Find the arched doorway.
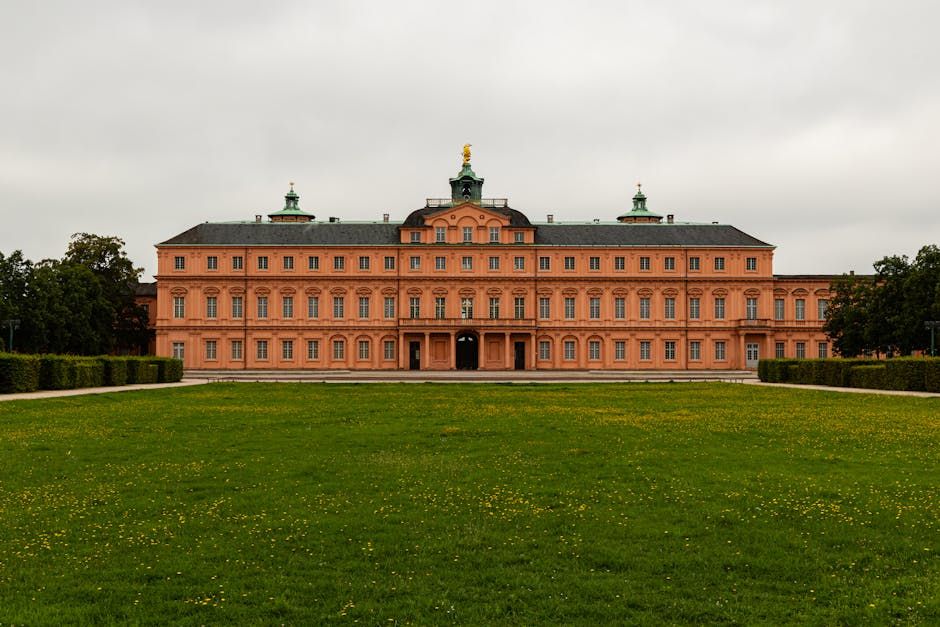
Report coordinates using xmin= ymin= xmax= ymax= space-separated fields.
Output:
xmin=455 ymin=332 xmax=479 ymax=370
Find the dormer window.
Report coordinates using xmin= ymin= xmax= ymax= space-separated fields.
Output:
xmin=514 ymin=232 xmax=524 ymax=243
xmin=410 ymin=231 xmax=421 ymax=243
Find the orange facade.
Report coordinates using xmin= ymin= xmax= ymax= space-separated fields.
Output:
xmin=154 ymin=164 xmax=831 ymax=371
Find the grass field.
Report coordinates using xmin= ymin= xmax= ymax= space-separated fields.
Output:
xmin=0 ymin=383 xmax=938 ymax=625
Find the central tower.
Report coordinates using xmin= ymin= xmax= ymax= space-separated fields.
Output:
xmin=449 ymin=144 xmax=484 ymax=204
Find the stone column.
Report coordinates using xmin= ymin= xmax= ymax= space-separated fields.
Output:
xmin=422 ymin=332 xmax=430 ymax=370
xmin=449 ymin=331 xmax=456 ymax=370
xmin=504 ymin=333 xmax=512 ymax=369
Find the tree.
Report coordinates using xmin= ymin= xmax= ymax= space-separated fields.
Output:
xmin=0 ymin=251 xmax=33 ymax=351
xmin=825 ymin=275 xmax=874 ymax=357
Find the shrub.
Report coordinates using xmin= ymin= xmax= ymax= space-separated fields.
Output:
xmin=126 ymin=358 xmax=149 ymax=384
xmin=925 ymin=359 xmax=940 ymax=393
xmin=884 ymin=358 xmax=927 ymax=392
xmin=148 ymin=357 xmax=184 ymax=383
xmin=98 ymin=357 xmax=128 ymax=387
xmin=73 ymin=361 xmax=104 ymax=389
xmin=851 ymin=364 xmax=887 ymax=389
xmin=757 ymin=359 xmax=769 ymax=382
xmin=0 ymin=353 xmax=41 ymax=393
xmin=40 ymin=356 xmax=77 ymax=390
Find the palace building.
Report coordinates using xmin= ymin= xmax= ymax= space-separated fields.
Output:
xmin=154 ymin=150 xmax=832 ymax=371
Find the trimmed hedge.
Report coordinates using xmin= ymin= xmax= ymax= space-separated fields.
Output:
xmin=1 ymin=353 xmax=181 ymax=394
xmin=759 ymin=357 xmax=939 ymax=393
xmin=0 ymin=353 xmax=41 ymax=393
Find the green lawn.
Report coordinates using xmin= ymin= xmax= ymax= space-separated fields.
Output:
xmin=0 ymin=383 xmax=938 ymax=625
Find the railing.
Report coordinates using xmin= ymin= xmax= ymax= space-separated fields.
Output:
xmin=398 ymin=317 xmax=535 ymax=328
xmin=425 ymin=198 xmax=509 ymax=208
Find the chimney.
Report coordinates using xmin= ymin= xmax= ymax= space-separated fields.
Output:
xmin=547 ymin=214 xmax=554 ymax=223
xmin=329 ymin=217 xmax=339 ymax=223
xmin=382 ymin=213 xmax=389 ymax=223
xmin=849 ymin=270 xmax=855 ymax=276
xmin=667 ymin=214 xmax=674 ymax=224
xmin=593 ymin=218 xmax=600 ymax=224
xmin=712 ymin=221 xmax=718 ymax=225
xmin=255 ymin=214 xmax=262 ymax=223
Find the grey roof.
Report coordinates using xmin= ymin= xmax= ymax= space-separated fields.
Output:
xmin=159 ymin=221 xmax=773 ymax=248
xmin=402 ymin=205 xmax=532 ymax=227
xmin=134 ymin=282 xmax=157 ymax=297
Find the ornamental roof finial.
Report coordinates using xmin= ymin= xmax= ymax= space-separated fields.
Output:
xmin=462 ymin=143 xmax=472 ymax=166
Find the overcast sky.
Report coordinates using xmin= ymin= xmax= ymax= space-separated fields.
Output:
xmin=1 ymin=1 xmax=938 ymax=279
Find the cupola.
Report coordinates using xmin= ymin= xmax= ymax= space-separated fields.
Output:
xmin=449 ymin=144 xmax=484 ymax=204
xmin=268 ymin=183 xmax=315 ymax=223
xmin=617 ymin=183 xmax=663 ymax=224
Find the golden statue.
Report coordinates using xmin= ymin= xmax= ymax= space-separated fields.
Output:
xmin=462 ymin=143 xmax=472 ymax=165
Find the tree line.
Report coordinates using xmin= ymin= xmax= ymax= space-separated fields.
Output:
xmin=0 ymin=233 xmax=152 ymax=355
xmin=825 ymin=244 xmax=940 ymax=357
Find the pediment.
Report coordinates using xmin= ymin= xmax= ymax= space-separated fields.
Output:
xmin=423 ymin=203 xmax=511 ymax=228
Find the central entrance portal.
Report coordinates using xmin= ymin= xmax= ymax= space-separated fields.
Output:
xmin=455 ymin=332 xmax=479 ymax=370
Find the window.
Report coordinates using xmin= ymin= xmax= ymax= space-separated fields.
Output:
xmin=232 ymin=256 xmax=243 ymax=270
xmin=586 ymin=340 xmax=600 ymax=361
xmin=796 ymin=342 xmax=806 ymax=359
xmin=689 ymin=297 xmax=700 ymax=320
xmin=564 ymin=256 xmax=575 ymax=270
xmin=358 ymin=296 xmax=369 ymax=319
xmin=358 ymin=340 xmax=370 ymax=360
xmin=256 ymin=340 xmax=268 ymax=360
xmin=435 ymin=256 xmax=446 ymax=270
xmin=173 ymin=296 xmax=185 ymax=319
xmin=409 ymin=256 xmax=420 ymax=270
xmin=714 ymin=341 xmax=726 ymax=361
xmin=172 ymin=342 xmax=185 ymax=360
xmin=746 ymin=297 xmax=758 ymax=320
xmin=231 ymin=296 xmax=243 ymax=319
xmin=333 ymin=256 xmax=345 ymax=271
xmin=206 ymin=296 xmax=217 ymax=319
xmin=489 ymin=226 xmax=500 ymax=243
xmin=564 ymin=297 xmax=576 ymax=319
xmin=257 ymin=296 xmax=268 ymax=319
xmin=640 ymin=341 xmax=651 ymax=361
xmin=231 ymin=340 xmax=242 ymax=360
xmin=639 ymin=257 xmax=650 ymax=271
xmin=539 ymin=297 xmax=550 ymax=319
xmin=461 ymin=298 xmax=473 ymax=319
xmin=589 ymin=297 xmax=600 ymax=319
xmin=384 ymin=297 xmax=395 ymax=319
xmin=689 ymin=256 xmax=700 ymax=271
xmin=436 ymin=226 xmax=447 ymax=243
xmin=746 ymin=257 xmax=757 ymax=271
xmin=383 ymin=340 xmax=395 ymax=361
xmin=639 ymin=297 xmax=650 ymax=319
xmin=283 ymin=256 xmax=294 ymax=270
xmin=564 ymin=340 xmax=576 ymax=361
xmin=514 ymin=297 xmax=525 ymax=320
xmin=308 ymin=255 xmax=320 ymax=270
xmin=174 ymin=256 xmax=185 ymax=270
xmin=489 ymin=256 xmax=500 ymax=270
xmin=714 ymin=297 xmax=725 ymax=320
xmin=513 ymin=256 xmax=525 ymax=271
xmin=615 ymin=341 xmax=626 ymax=361
xmin=775 ymin=342 xmax=785 ymax=358
xmin=664 ymin=340 xmax=676 ymax=361
xmin=489 ymin=297 xmax=500 ymax=319
xmin=307 ymin=340 xmax=319 ymax=360
xmin=384 ymin=256 xmax=395 ymax=270
xmin=714 ymin=257 xmax=725 ymax=271
xmin=282 ymin=296 xmax=293 ymax=319
xmin=664 ymin=297 xmax=676 ymax=319
xmin=333 ymin=296 xmax=344 ymax=319
xmin=409 ymin=296 xmax=420 ymax=319
xmin=307 ymin=296 xmax=319 ymax=318
xmin=207 ymin=256 xmax=218 ymax=270
xmin=462 ymin=226 xmax=473 ymax=242
xmin=435 ymin=297 xmax=446 ymax=319
xmin=514 ymin=232 xmax=524 ymax=243
xmin=775 ymin=299 xmax=785 ymax=320
xmin=817 ymin=299 xmax=829 ymax=320
xmin=359 ymin=256 xmax=370 ymax=270
xmin=539 ymin=256 xmax=550 ymax=271
xmin=795 ymin=299 xmax=806 ymax=320
xmin=539 ymin=340 xmax=551 ymax=360
xmin=689 ymin=341 xmax=701 ymax=361
xmin=614 ymin=256 xmax=625 ymax=271
xmin=818 ymin=342 xmax=828 ymax=359
xmin=589 ymin=257 xmax=600 ymax=270
xmin=257 ymin=256 xmax=268 ymax=270
xmin=664 ymin=257 xmax=675 ymax=271
xmin=615 ymin=297 xmax=625 ymax=319
xmin=205 ymin=340 xmax=217 ymax=360
xmin=333 ymin=339 xmax=345 ymax=360
xmin=282 ymin=340 xmax=293 ymax=360
xmin=461 ymin=256 xmax=473 ymax=270
xmin=410 ymin=231 xmax=421 ymax=243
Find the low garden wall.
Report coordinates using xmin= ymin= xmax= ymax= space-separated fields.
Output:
xmin=0 ymin=354 xmax=183 ymax=394
xmin=758 ymin=357 xmax=940 ymax=393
